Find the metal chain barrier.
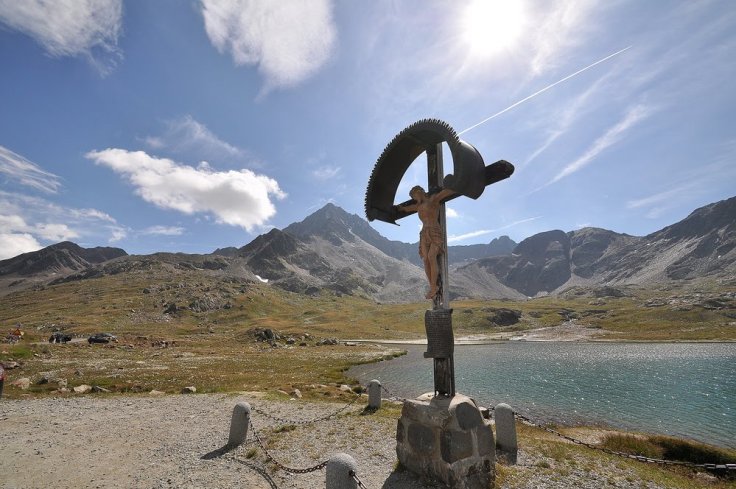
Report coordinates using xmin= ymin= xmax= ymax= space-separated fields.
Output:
xmin=510 ymin=409 xmax=736 ymax=472
xmin=350 ymin=469 xmax=370 ymax=488
xmin=250 ymin=387 xmax=364 ymax=426
xmin=380 ymin=383 xmax=409 ymax=403
xmin=248 ymin=419 xmax=329 ymax=474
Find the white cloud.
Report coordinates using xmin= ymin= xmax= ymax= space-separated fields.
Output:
xmin=448 ymin=216 xmax=543 ymax=243
xmin=0 ymin=191 xmax=124 ymax=250
xmin=549 ymin=104 xmax=652 ymax=185
xmin=0 ymin=145 xmax=62 ymax=193
xmin=0 ymin=0 xmax=123 ymax=74
xmin=445 ymin=207 xmax=459 ymax=219
xmin=0 ymin=233 xmax=42 ymax=260
xmin=34 ymin=222 xmax=78 ymax=241
xmin=528 ymin=0 xmax=597 ymax=75
xmin=144 ymin=116 xmax=244 ymax=161
xmin=143 ymin=225 xmax=185 ymax=236
xmin=86 ymin=148 xmax=286 ymax=231
xmin=312 ymin=165 xmax=341 ymax=180
xmin=200 ymin=0 xmax=337 ymax=91
xmin=109 ymin=227 xmax=127 ymax=243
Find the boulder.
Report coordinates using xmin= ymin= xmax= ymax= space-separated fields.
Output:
xmin=484 ymin=308 xmax=522 ymax=326
xmin=73 ymin=384 xmax=92 ymax=394
xmin=10 ymin=377 xmax=30 ymax=390
xmin=181 ymin=386 xmax=197 ymax=394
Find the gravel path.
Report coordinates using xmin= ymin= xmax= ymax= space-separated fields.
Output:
xmin=0 ymin=394 xmax=693 ymax=488
xmin=0 ymin=393 xmax=433 ymax=489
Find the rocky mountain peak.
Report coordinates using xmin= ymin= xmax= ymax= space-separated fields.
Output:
xmin=655 ymin=196 xmax=736 ymax=241
xmin=284 ymin=203 xmax=385 ymax=246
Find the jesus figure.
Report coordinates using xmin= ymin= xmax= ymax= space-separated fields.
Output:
xmin=397 ymin=185 xmax=456 ymax=299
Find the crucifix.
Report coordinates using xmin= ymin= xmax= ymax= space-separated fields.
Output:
xmin=365 ymin=119 xmax=514 ymax=398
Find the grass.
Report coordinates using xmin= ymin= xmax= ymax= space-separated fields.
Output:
xmin=601 ymin=433 xmax=736 ymax=465
xmin=508 ymin=424 xmax=736 ymax=489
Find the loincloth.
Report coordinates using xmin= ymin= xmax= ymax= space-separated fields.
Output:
xmin=419 ymin=225 xmax=445 ymax=257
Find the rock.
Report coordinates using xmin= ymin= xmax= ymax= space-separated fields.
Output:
xmin=593 ymin=286 xmax=626 ymax=298
xmin=149 ymin=390 xmax=165 ymax=396
xmin=339 ymin=384 xmax=353 ymax=393
xmin=286 ymin=337 xmax=296 ymax=345
xmin=2 ymin=361 xmax=20 ymax=369
xmin=57 ymin=378 xmax=68 ymax=388
xmin=10 ymin=377 xmax=31 ymax=390
xmin=163 ymin=303 xmax=178 ymax=314
xmin=277 ymin=389 xmax=290 ymax=396
xmin=484 ymin=308 xmax=522 ymax=326
xmin=73 ymin=384 xmax=92 ymax=394
xmin=290 ymin=388 xmax=302 ymax=399
xmin=92 ymin=385 xmax=111 ymax=393
xmin=180 ymin=386 xmax=196 ymax=394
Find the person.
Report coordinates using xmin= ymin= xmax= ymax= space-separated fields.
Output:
xmin=397 ymin=185 xmax=456 ymax=299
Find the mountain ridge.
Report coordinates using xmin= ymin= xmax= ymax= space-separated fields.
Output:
xmin=1 ymin=196 xmax=734 ymax=301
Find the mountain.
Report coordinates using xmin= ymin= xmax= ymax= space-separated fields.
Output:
xmin=277 ymin=203 xmax=522 ymax=301
xmin=284 ymin=203 xmax=516 ymax=267
xmin=462 ymin=196 xmax=736 ymax=296
xmin=1 ymin=197 xmax=733 ymax=302
xmin=0 ymin=241 xmax=127 ymax=293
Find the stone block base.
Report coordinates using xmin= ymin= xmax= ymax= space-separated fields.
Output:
xmin=396 ymin=394 xmax=494 ymax=488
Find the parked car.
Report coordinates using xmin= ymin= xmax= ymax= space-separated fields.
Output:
xmin=87 ymin=333 xmax=118 ymax=344
xmin=48 ymin=332 xmax=72 ymax=343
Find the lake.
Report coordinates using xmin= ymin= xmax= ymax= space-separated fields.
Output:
xmin=349 ymin=342 xmax=736 ymax=449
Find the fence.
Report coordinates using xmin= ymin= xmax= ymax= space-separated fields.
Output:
xmin=225 ymin=385 xmax=372 ymax=488
xmin=222 ymin=380 xmax=734 ymax=488
xmin=378 ymin=382 xmax=736 ymax=473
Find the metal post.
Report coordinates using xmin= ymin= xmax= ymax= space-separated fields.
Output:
xmin=426 ymin=143 xmax=455 ymax=397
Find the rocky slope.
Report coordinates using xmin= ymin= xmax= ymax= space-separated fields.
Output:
xmin=463 ymin=197 xmax=736 ymax=296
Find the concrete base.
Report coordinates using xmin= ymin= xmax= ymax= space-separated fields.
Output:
xmin=396 ymin=394 xmax=495 ymax=488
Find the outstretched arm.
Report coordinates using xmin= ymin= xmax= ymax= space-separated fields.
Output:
xmin=432 ymin=187 xmax=456 ymax=203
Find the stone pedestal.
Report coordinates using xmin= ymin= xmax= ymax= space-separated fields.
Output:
xmin=396 ymin=394 xmax=495 ymax=488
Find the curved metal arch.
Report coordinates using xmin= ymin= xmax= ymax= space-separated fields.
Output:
xmin=364 ymin=118 xmax=488 ymax=224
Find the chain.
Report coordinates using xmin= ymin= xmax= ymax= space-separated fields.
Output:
xmin=510 ymin=410 xmax=736 ymax=471
xmin=251 ymin=388 xmax=363 ymax=426
xmin=380 ymin=383 xmax=409 ymax=403
xmin=350 ymin=470 xmax=370 ymax=488
xmin=248 ymin=419 xmax=329 ymax=474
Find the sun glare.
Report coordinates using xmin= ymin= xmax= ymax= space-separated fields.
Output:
xmin=461 ymin=0 xmax=526 ymax=57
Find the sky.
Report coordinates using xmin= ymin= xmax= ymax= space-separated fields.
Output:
xmin=1 ymin=0 xmax=735 ymax=260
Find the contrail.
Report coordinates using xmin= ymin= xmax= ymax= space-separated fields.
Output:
xmin=458 ymin=46 xmax=633 ymax=136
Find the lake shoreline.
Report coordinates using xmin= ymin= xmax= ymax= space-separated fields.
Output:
xmin=348 ymin=341 xmax=736 ymax=450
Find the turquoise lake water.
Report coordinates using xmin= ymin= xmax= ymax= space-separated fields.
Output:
xmin=349 ymin=342 xmax=736 ymax=449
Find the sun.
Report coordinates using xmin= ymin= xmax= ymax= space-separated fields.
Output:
xmin=460 ymin=0 xmax=526 ymax=58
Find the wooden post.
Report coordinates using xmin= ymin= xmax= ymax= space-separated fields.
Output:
xmin=426 ymin=143 xmax=455 ymax=397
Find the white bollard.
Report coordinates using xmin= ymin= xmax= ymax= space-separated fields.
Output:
xmin=368 ymin=379 xmax=382 ymax=410
xmin=326 ymin=453 xmax=358 ymax=489
xmin=228 ymin=402 xmax=251 ymax=448
xmin=495 ymin=403 xmax=518 ymax=464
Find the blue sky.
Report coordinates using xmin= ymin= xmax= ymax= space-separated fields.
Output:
xmin=1 ymin=0 xmax=735 ymax=260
